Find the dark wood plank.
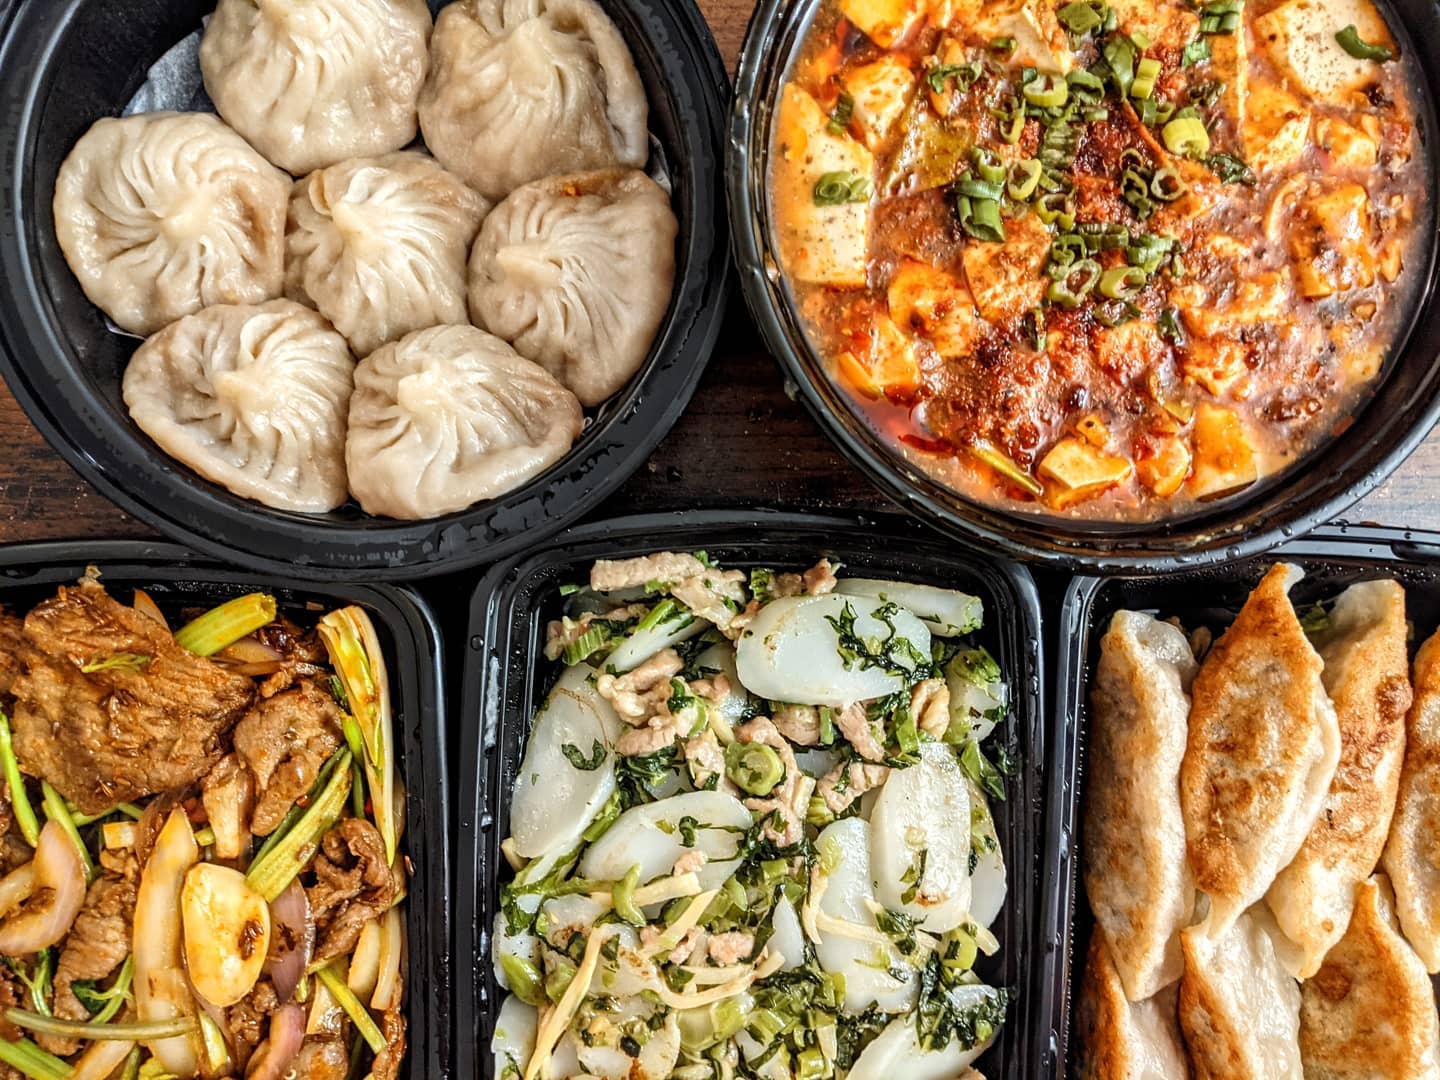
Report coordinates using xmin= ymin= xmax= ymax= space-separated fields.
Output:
xmin=0 ymin=0 xmax=1436 ymax=546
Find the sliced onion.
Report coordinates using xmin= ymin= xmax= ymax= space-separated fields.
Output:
xmin=69 ymin=1038 xmax=135 ymax=1080
xmin=0 ymin=821 xmax=85 ymax=954
xmin=133 ymin=589 xmax=169 ymax=629
xmin=244 ymin=1004 xmax=305 ymax=1080
xmin=134 ymin=808 xmax=201 ymax=1078
xmin=347 ymin=918 xmax=383 ymax=1002
xmin=370 ymin=906 xmax=404 ymax=1012
xmin=264 ymin=880 xmax=313 ymax=1004
xmin=217 ymin=637 xmax=283 ymax=665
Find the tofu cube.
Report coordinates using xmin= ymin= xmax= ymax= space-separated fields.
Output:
xmin=1254 ymin=0 xmax=1394 ymax=107
xmin=1243 ymin=80 xmax=1311 ymax=173
xmin=1039 ymin=438 xmax=1134 ymax=509
xmin=960 ymin=212 xmax=1049 ymax=324
xmin=838 ymin=0 xmax=928 ymax=48
xmin=845 ymin=57 xmax=918 ymax=151
xmin=886 ymin=260 xmax=979 ymax=360
xmin=772 ymin=84 xmax=875 ymax=288
xmin=1190 ymin=403 xmax=1257 ymax=498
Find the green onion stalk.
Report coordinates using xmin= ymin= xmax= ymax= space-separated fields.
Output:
xmin=315 ymin=965 xmax=386 ymax=1054
xmin=174 ymin=594 xmax=277 ymax=657
xmin=0 ymin=1036 xmax=68 ymax=1080
xmin=319 ymin=607 xmax=399 ymax=865
xmin=40 ymin=781 xmax=96 ymax=882
xmin=0 ymin=713 xmax=38 ymax=847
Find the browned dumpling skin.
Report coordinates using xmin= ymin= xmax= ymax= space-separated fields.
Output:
xmin=1180 ymin=563 xmax=1341 ymax=934
xmin=1266 ymin=579 xmax=1411 ymax=977
xmin=1179 ymin=905 xmax=1303 ymax=1079
xmin=1083 ymin=610 xmax=1197 ymax=1001
xmin=1382 ymin=630 xmax=1440 ymax=972
xmin=1299 ymin=875 xmax=1440 ymax=1079
xmin=1075 ymin=932 xmax=1190 ymax=1080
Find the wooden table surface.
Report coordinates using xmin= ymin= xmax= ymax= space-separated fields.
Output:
xmin=0 ymin=0 xmax=1436 ymax=546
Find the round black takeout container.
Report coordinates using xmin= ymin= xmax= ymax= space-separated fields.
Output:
xmin=728 ymin=0 xmax=1440 ymax=574
xmin=0 ymin=0 xmax=729 ymax=581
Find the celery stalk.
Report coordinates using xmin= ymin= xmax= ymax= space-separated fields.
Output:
xmin=174 ymin=594 xmax=277 ymax=657
xmin=40 ymin=781 xmax=95 ymax=882
xmin=246 ymin=751 xmax=352 ymax=902
xmin=0 ymin=713 xmax=38 ymax=846
xmin=318 ymin=608 xmax=398 ymax=864
xmin=0 ymin=1037 xmax=68 ymax=1080
xmin=315 ymin=965 xmax=385 ymax=1054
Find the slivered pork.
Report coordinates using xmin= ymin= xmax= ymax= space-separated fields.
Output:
xmin=45 ymin=872 xmax=136 ymax=1054
xmin=308 ymin=819 xmax=396 ymax=961
xmin=10 ymin=577 xmax=254 ymax=814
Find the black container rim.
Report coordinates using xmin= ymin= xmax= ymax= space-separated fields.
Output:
xmin=0 ymin=0 xmax=731 ymax=582
xmin=455 ymin=508 xmax=1052 ymax=1079
xmin=0 ymin=538 xmax=453 ymax=1079
xmin=726 ymin=0 xmax=1440 ymax=576
xmin=1046 ymin=521 xmax=1440 ymax=1074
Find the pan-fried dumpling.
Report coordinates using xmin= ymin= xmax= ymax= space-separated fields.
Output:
xmin=1179 ymin=905 xmax=1303 ymax=1080
xmin=1382 ymin=629 xmax=1440 ymax=972
xmin=1299 ymin=875 xmax=1440 ymax=1079
xmin=1180 ymin=563 xmax=1341 ymax=935
xmin=1075 ymin=933 xmax=1189 ymax=1080
xmin=468 ymin=168 xmax=676 ymax=407
xmin=122 ymin=301 xmax=354 ymax=512
xmin=53 ymin=112 xmax=289 ymax=336
xmin=345 ymin=324 xmax=583 ymax=519
xmin=286 ymin=152 xmax=490 ymax=358
xmin=1267 ymin=579 xmax=1411 ymax=978
xmin=417 ymin=0 xmax=649 ymax=201
xmin=1083 ymin=610 xmax=1198 ymax=1001
xmin=200 ymin=0 xmax=433 ymax=175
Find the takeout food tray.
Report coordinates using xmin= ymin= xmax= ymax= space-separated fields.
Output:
xmin=455 ymin=509 xmax=1049 ymax=1079
xmin=1048 ymin=523 xmax=1440 ymax=1074
xmin=0 ymin=0 xmax=730 ymax=581
xmin=726 ymin=0 xmax=1440 ymax=575
xmin=0 ymin=539 xmax=452 ymax=1080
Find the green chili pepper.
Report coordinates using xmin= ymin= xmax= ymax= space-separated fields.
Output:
xmin=724 ymin=742 xmax=784 ymax=796
xmin=1099 ymin=265 xmax=1149 ymax=300
xmin=1150 ymin=167 xmax=1187 ymax=201
xmin=1035 ymin=191 xmax=1076 ymax=231
xmin=1006 ymin=158 xmax=1043 ymax=201
xmin=970 ymin=146 xmax=1006 ymax=185
xmin=1022 ymin=73 xmax=1068 ymax=108
xmin=1335 ymin=24 xmax=1395 ymax=61
xmin=1046 ymin=258 xmax=1101 ymax=309
xmin=1162 ymin=115 xmax=1211 ymax=157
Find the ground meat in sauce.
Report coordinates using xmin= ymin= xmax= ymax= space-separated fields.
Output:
xmin=771 ymin=0 xmax=1428 ymax=520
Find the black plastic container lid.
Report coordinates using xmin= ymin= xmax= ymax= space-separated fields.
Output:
xmin=456 ymin=509 xmax=1050 ymax=1079
xmin=0 ymin=540 xmax=452 ymax=1079
xmin=0 ymin=0 xmax=730 ymax=581
xmin=727 ymin=0 xmax=1440 ymax=575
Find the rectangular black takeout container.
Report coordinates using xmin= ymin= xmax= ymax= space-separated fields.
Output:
xmin=457 ymin=510 xmax=1050 ymax=1079
xmin=1048 ymin=523 xmax=1440 ymax=1073
xmin=0 ymin=539 xmax=451 ymax=1080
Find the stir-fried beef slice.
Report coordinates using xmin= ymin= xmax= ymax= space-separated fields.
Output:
xmin=201 ymin=753 xmax=256 ymax=860
xmin=10 ymin=578 xmax=254 ymax=814
xmin=0 ymin=610 xmax=23 ymax=699
xmin=0 ymin=968 xmax=20 ymax=1042
xmin=372 ymin=1010 xmax=407 ymax=1080
xmin=41 ymin=872 xmax=136 ymax=1055
xmin=254 ymin=619 xmax=331 ymax=699
xmin=0 ymin=831 xmax=28 ymax=878
xmin=235 ymin=680 xmax=344 ymax=836
xmin=226 ymin=978 xmax=280 ymax=1069
xmin=291 ymin=1036 xmax=349 ymax=1080
xmin=308 ymin=818 xmax=396 ymax=961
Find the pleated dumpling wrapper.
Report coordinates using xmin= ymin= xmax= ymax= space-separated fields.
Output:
xmin=1083 ymin=610 xmax=1198 ymax=1001
xmin=417 ymin=0 xmax=648 ymax=201
xmin=1267 ymin=579 xmax=1411 ymax=977
xmin=1299 ymin=874 xmax=1440 ymax=1079
xmin=286 ymin=151 xmax=491 ymax=358
xmin=1179 ymin=904 xmax=1303 ymax=1079
xmin=1382 ymin=627 xmax=1440 ymax=972
xmin=200 ymin=0 xmax=433 ymax=175
xmin=468 ymin=168 xmax=677 ymax=408
xmin=1180 ymin=562 xmax=1341 ymax=935
xmin=53 ymin=112 xmax=289 ymax=336
xmin=123 ymin=300 xmax=354 ymax=512
xmin=345 ymin=324 xmax=583 ymax=519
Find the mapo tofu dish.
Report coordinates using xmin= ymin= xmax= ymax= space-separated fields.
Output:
xmin=0 ymin=574 xmax=405 ymax=1080
xmin=770 ymin=0 xmax=1430 ymax=518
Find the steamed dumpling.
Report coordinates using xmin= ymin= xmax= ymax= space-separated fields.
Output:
xmin=417 ymin=0 xmax=648 ymax=200
xmin=286 ymin=152 xmax=490 ymax=357
xmin=345 ymin=324 xmax=583 ymax=519
xmin=200 ymin=0 xmax=433 ymax=175
xmin=468 ymin=168 xmax=676 ymax=407
xmin=122 ymin=300 xmax=354 ymax=511
xmin=53 ymin=112 xmax=289 ymax=336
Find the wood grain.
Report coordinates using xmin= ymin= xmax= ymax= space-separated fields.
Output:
xmin=0 ymin=0 xmax=1436 ymax=548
